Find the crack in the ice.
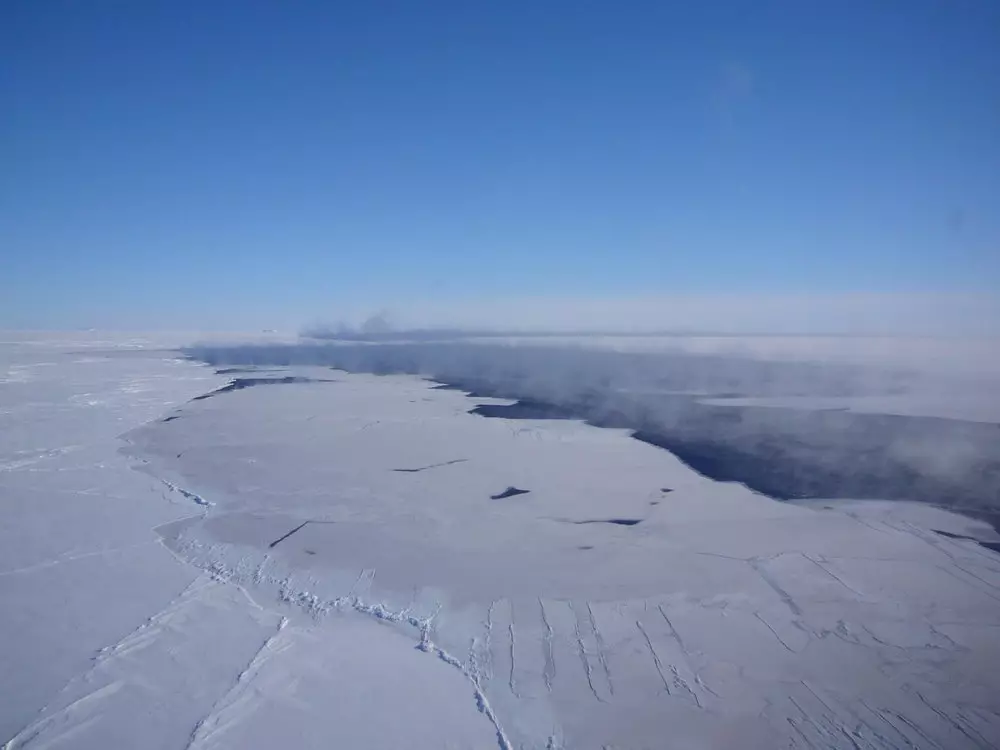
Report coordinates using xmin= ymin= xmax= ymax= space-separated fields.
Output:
xmin=748 ymin=557 xmax=803 ymax=616
xmin=539 ymin=599 xmax=555 ymax=693
xmin=787 ymin=695 xmax=837 ymax=744
xmin=838 ymin=725 xmax=866 ymax=750
xmin=484 ymin=601 xmax=496 ymax=683
xmin=162 ymin=479 xmax=213 ymax=507
xmin=0 ymin=540 xmax=157 ymax=578
xmin=858 ymin=700 xmax=923 ymax=750
xmin=185 ymin=616 xmax=290 ymax=749
xmin=787 ymin=715 xmax=822 ymax=749
xmin=267 ymin=520 xmax=310 ymax=548
xmin=881 ymin=709 xmax=944 ymax=750
xmin=669 ymin=664 xmax=702 ymax=708
xmin=803 ymin=554 xmax=866 ymax=599
xmin=656 ymin=604 xmax=715 ymax=702
xmin=800 ymin=681 xmax=836 ymax=715
xmin=755 ymin=611 xmax=797 ymax=653
xmin=948 ymin=562 xmax=1000 ymax=598
xmin=3 ymin=575 xmax=218 ymax=747
xmin=392 ymin=458 xmax=468 ymax=473
xmin=587 ymin=602 xmax=614 ymax=696
xmin=3 ymin=681 xmax=128 ymax=749
xmin=635 ymin=620 xmax=671 ymax=694
xmin=569 ymin=601 xmax=604 ymax=703
xmin=915 ymin=691 xmax=998 ymax=750
xmin=191 ymin=376 xmax=337 ymax=402
xmin=195 ymin=554 xmax=512 ymax=750
xmin=508 ymin=617 xmax=519 ymax=699
xmin=935 ymin=564 xmax=1000 ymax=605
xmin=656 ymin=605 xmax=689 ymax=657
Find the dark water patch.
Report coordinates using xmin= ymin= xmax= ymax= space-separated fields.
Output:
xmin=574 ymin=518 xmax=643 ymax=527
xmin=472 ymin=400 xmax=578 ymax=420
xmin=578 ymin=545 xmax=594 ymax=550
xmin=267 ymin=519 xmax=337 ymax=548
xmin=649 ymin=500 xmax=660 ymax=506
xmin=965 ymin=509 xmax=1000 ymax=537
xmin=491 ymin=486 xmax=530 ymax=500
xmin=215 ymin=367 xmax=287 ymax=375
xmin=269 ymin=521 xmax=311 ymax=548
xmin=661 ymin=488 xmax=673 ymax=493
xmin=161 ymin=415 xmax=181 ymax=423
xmin=932 ymin=529 xmax=1000 ymax=555
xmin=474 ymin=395 xmax=1000 ymax=534
xmin=393 ymin=459 xmax=468 ymax=473
xmin=193 ymin=376 xmax=337 ymax=401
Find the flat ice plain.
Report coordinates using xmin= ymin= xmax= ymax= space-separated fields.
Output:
xmin=2 ymin=333 xmax=1000 ymax=749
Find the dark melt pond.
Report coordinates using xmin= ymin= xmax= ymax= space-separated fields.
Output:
xmin=573 ymin=518 xmax=643 ymax=527
xmin=491 ymin=486 xmax=530 ymax=500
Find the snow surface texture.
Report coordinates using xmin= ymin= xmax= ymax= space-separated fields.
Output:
xmin=3 ymin=333 xmax=1000 ymax=749
xmin=0 ymin=335 xmax=497 ymax=749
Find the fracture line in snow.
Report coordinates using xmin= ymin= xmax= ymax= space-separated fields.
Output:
xmin=2 ymin=575 xmax=217 ymax=749
xmin=392 ymin=458 xmax=468 ymax=473
xmin=95 ymin=574 xmax=217 ymax=664
xmin=420 ymin=625 xmax=511 ymax=750
xmin=800 ymin=681 xmax=836 ymax=716
xmin=755 ymin=611 xmax=797 ymax=653
xmin=569 ymin=601 xmax=604 ymax=703
xmin=635 ymin=619 xmax=671 ymax=694
xmin=161 ymin=479 xmax=213 ymax=507
xmin=859 ymin=700 xmax=926 ymax=750
xmin=656 ymin=604 xmax=687 ymax=657
xmin=266 ymin=519 xmax=339 ymax=550
xmin=669 ymin=664 xmax=702 ymax=708
xmin=484 ymin=600 xmax=496 ymax=683
xmin=657 ymin=603 xmax=716 ymax=702
xmin=914 ymin=691 xmax=998 ymax=750
xmin=539 ymin=599 xmax=555 ymax=693
xmin=345 ymin=567 xmax=372 ymax=599
xmin=937 ymin=563 xmax=1000 ymax=604
xmin=185 ymin=617 xmax=290 ymax=750
xmin=508 ymin=619 xmax=519 ymax=698
xmin=267 ymin=521 xmax=310 ymax=548
xmin=952 ymin=562 xmax=1000 ymax=595
xmin=787 ymin=695 xmax=837 ymax=746
xmin=587 ymin=602 xmax=614 ymax=697
xmin=3 ymin=681 xmax=127 ymax=750
xmin=748 ymin=557 xmax=803 ymax=616
xmin=803 ymin=555 xmax=865 ymax=599
xmin=0 ymin=540 xmax=156 ymax=578
xmin=888 ymin=711 xmax=944 ymax=750
xmin=186 ymin=551 xmax=512 ymax=750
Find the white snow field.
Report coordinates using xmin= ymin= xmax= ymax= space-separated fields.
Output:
xmin=3 ymin=333 xmax=1000 ymax=749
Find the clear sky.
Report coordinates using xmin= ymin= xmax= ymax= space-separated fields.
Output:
xmin=2 ymin=1 xmax=998 ymax=331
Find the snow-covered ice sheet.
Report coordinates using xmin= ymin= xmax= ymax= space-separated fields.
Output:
xmin=0 ymin=335 xmax=500 ymax=749
xmin=3 ymin=334 xmax=1000 ymax=749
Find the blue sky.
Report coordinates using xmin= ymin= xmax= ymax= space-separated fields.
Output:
xmin=2 ymin=1 xmax=998 ymax=331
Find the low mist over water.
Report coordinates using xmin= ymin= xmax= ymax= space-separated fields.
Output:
xmin=186 ymin=336 xmax=1000 ymax=527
